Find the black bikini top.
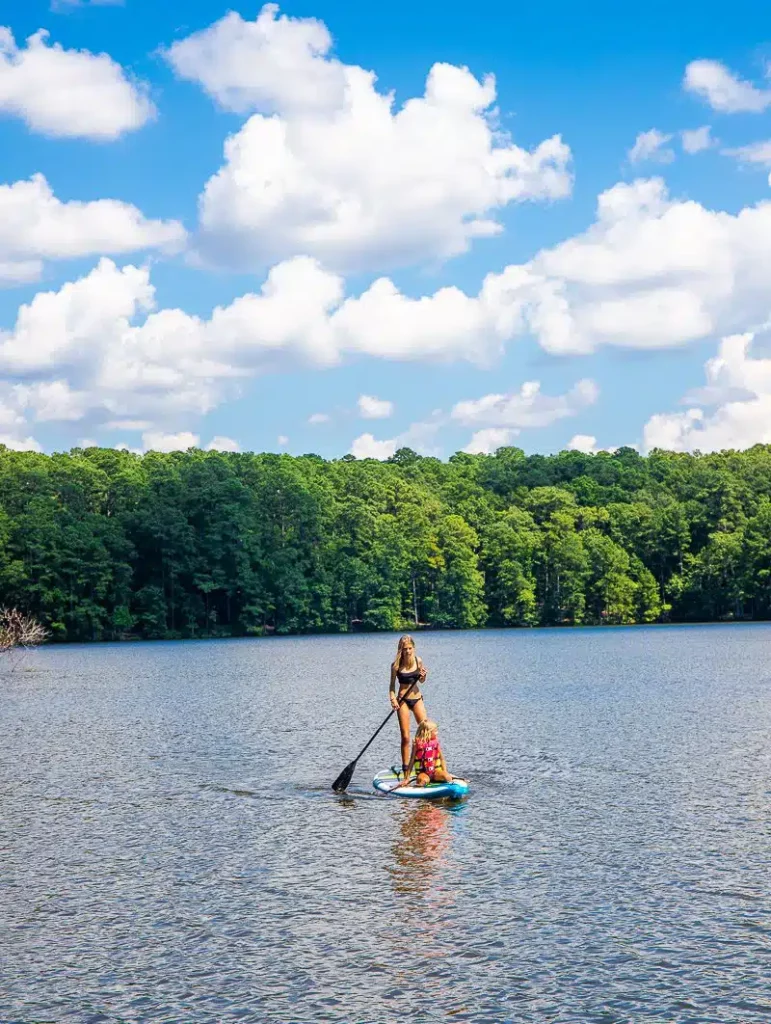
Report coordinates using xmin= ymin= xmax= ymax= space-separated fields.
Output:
xmin=396 ymin=659 xmax=421 ymax=684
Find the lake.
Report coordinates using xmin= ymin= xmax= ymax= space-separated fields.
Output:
xmin=3 ymin=624 xmax=771 ymax=1023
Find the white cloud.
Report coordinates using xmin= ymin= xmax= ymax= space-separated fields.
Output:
xmin=723 ymin=139 xmax=771 ymax=167
xmin=451 ymin=379 xmax=598 ymax=429
xmin=0 ymin=387 xmax=42 ymax=450
xmin=0 ymin=26 xmax=154 ymax=139
xmin=350 ymin=432 xmax=396 ymax=460
xmin=514 ymin=177 xmax=771 ymax=354
xmin=165 ymin=4 xmax=345 ymax=115
xmin=206 ymin=435 xmax=240 ymax=452
xmin=0 ymin=258 xmax=155 ymax=375
xmin=0 ymin=433 xmax=42 ymax=452
xmin=0 ymin=261 xmax=41 ymax=286
xmin=9 ymin=170 xmax=771 ymax=446
xmin=327 ymin=270 xmax=527 ymax=363
xmin=20 ymin=379 xmax=89 ymax=421
xmin=681 ymin=125 xmax=715 ymax=154
xmin=567 ymin=433 xmax=598 ymax=453
xmin=0 ymin=174 xmax=185 ymax=284
xmin=684 ymin=59 xmax=771 ymax=114
xmin=77 ymin=438 xmax=99 ymax=448
xmin=308 ymin=412 xmax=330 ymax=424
xmin=643 ymin=331 xmax=771 ymax=452
xmin=357 ymin=394 xmax=393 ymax=419
xmin=0 ymin=260 xmax=225 ymax=432
xmin=0 ymin=255 xmax=527 ymax=426
xmin=628 ymin=129 xmax=674 ymax=164
xmin=180 ymin=7 xmax=571 ymax=272
xmin=277 ymin=434 xmax=289 ymax=447
xmin=105 ymin=418 xmax=151 ymax=430
xmin=142 ymin=430 xmax=199 ymax=452
xmin=463 ymin=427 xmax=517 ymax=454
xmin=349 ymin=412 xmax=443 ymax=460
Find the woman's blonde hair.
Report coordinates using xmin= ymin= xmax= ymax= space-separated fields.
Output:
xmin=416 ymin=720 xmax=437 ymax=742
xmin=394 ymin=634 xmax=417 ymax=671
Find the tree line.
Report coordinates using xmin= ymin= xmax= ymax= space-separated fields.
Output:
xmin=0 ymin=442 xmax=769 ymax=641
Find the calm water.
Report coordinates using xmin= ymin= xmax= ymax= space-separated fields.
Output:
xmin=3 ymin=625 xmax=771 ymax=1024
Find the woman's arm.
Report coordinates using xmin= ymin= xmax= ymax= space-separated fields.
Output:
xmin=389 ymin=663 xmax=398 ymax=709
xmin=418 ymin=657 xmax=427 ymax=683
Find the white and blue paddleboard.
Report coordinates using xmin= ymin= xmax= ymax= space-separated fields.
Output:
xmin=373 ymin=769 xmax=469 ymax=800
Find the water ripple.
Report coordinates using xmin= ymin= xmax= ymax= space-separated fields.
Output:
xmin=2 ymin=626 xmax=771 ymax=1022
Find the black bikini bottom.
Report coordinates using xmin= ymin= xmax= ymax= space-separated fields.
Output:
xmin=401 ymin=695 xmax=422 ymax=709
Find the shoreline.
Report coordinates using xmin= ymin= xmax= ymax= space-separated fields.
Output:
xmin=28 ymin=617 xmax=771 ymax=648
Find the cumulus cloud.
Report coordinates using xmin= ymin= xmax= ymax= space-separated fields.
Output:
xmin=463 ymin=427 xmax=518 ymax=454
xmin=349 ymin=412 xmax=444 ymax=460
xmin=20 ymin=379 xmax=89 ymax=421
xmin=0 ymin=26 xmax=154 ymax=139
xmin=165 ymin=4 xmax=345 ymax=115
xmin=684 ymin=59 xmax=771 ymax=113
xmin=0 ymin=261 xmax=41 ymax=286
xmin=628 ymin=129 xmax=674 ymax=164
xmin=567 ymin=433 xmax=599 ymax=453
xmin=681 ymin=125 xmax=715 ymax=154
xmin=174 ymin=6 xmax=572 ymax=272
xmin=206 ymin=435 xmax=240 ymax=452
xmin=8 ymin=170 xmax=771 ymax=444
xmin=0 ymin=433 xmax=42 ymax=452
xmin=0 ymin=258 xmax=155 ymax=376
xmin=0 ymin=386 xmax=44 ymax=450
xmin=451 ymin=379 xmax=598 ymax=429
xmin=357 ymin=394 xmax=393 ymax=419
xmin=643 ymin=331 xmax=771 ymax=452
xmin=0 ymin=174 xmax=185 ymax=284
xmin=515 ymin=177 xmax=771 ymax=354
xmin=723 ymin=139 xmax=771 ymax=168
xmin=308 ymin=411 xmax=330 ymax=424
xmin=0 ymin=254 xmax=522 ymax=419
xmin=350 ymin=432 xmax=396 ymax=460
xmin=142 ymin=430 xmax=199 ymax=452
xmin=106 ymin=418 xmax=151 ymax=430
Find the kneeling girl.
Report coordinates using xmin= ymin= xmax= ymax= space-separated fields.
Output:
xmin=396 ymin=720 xmax=454 ymax=788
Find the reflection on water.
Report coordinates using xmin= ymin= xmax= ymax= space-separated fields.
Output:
xmin=390 ymin=802 xmax=453 ymax=893
xmin=3 ymin=625 xmax=771 ymax=1023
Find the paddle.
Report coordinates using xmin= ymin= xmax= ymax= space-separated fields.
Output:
xmin=331 ymin=678 xmax=420 ymax=793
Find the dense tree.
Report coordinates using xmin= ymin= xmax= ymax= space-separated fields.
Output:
xmin=0 ymin=442 xmax=770 ymax=640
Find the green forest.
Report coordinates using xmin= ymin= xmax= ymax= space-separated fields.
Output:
xmin=1 ymin=442 xmax=770 ymax=642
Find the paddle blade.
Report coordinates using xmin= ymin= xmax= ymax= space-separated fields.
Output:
xmin=332 ymin=759 xmax=357 ymax=793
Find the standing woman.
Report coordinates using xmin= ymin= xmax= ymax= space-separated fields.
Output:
xmin=389 ymin=635 xmax=428 ymax=774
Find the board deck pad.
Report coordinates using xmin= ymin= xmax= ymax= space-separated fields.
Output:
xmin=373 ymin=769 xmax=469 ymax=800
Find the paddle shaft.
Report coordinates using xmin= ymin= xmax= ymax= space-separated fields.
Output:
xmin=351 ymin=677 xmax=420 ymax=764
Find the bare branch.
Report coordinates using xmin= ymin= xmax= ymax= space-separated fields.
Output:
xmin=0 ymin=608 xmax=49 ymax=653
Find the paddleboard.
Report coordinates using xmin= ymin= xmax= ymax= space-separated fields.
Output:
xmin=373 ymin=769 xmax=469 ymax=800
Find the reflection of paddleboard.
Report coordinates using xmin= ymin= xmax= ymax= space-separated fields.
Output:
xmin=373 ymin=769 xmax=469 ymax=800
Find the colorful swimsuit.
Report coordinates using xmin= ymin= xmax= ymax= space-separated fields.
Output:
xmin=414 ymin=736 xmax=442 ymax=779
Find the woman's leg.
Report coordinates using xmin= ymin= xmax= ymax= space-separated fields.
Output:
xmin=410 ymin=698 xmax=427 ymax=727
xmin=396 ymin=702 xmax=412 ymax=769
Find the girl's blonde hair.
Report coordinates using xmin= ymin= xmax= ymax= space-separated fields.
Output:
xmin=416 ymin=720 xmax=437 ymax=742
xmin=394 ymin=634 xmax=417 ymax=672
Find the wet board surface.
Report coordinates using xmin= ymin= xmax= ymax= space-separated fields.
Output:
xmin=372 ymin=769 xmax=469 ymax=800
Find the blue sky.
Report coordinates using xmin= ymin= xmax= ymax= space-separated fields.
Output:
xmin=1 ymin=0 xmax=771 ymax=457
